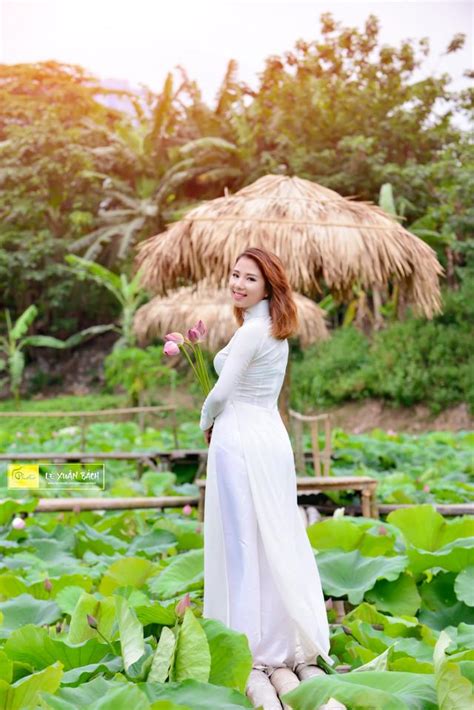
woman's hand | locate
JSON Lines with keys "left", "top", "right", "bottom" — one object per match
{"left": 204, "top": 425, "right": 213, "bottom": 445}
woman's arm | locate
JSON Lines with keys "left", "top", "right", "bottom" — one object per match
{"left": 199, "top": 320, "right": 266, "bottom": 431}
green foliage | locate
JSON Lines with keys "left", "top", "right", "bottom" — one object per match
{"left": 64, "top": 256, "right": 148, "bottom": 349}
{"left": 103, "top": 347, "right": 173, "bottom": 406}
{"left": 0, "top": 306, "right": 114, "bottom": 401}
{"left": 293, "top": 270, "right": 474, "bottom": 413}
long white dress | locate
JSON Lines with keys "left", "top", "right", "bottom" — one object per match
{"left": 199, "top": 296, "right": 332, "bottom": 673}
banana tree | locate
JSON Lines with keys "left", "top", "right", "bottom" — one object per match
{"left": 65, "top": 255, "right": 148, "bottom": 350}
{"left": 0, "top": 306, "right": 114, "bottom": 401}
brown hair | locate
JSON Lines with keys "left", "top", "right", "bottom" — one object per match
{"left": 232, "top": 247, "right": 299, "bottom": 339}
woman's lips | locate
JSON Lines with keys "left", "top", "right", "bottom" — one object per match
{"left": 232, "top": 292, "right": 246, "bottom": 300}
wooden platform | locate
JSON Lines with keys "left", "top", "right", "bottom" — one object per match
{"left": 195, "top": 475, "right": 379, "bottom": 520}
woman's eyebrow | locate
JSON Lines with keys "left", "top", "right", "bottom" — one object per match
{"left": 233, "top": 270, "right": 258, "bottom": 276}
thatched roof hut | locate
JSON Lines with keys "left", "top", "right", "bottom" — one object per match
{"left": 134, "top": 175, "right": 443, "bottom": 318}
{"left": 133, "top": 283, "right": 329, "bottom": 351}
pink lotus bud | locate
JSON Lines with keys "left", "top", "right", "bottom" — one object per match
{"left": 182, "top": 504, "right": 192, "bottom": 515}
{"left": 195, "top": 320, "right": 207, "bottom": 337}
{"left": 164, "top": 332, "right": 185, "bottom": 344}
{"left": 175, "top": 593, "right": 191, "bottom": 617}
{"left": 44, "top": 578, "right": 53, "bottom": 592}
{"left": 87, "top": 614, "right": 98, "bottom": 629}
{"left": 187, "top": 327, "right": 201, "bottom": 343}
{"left": 378, "top": 525, "right": 388, "bottom": 536}
{"left": 164, "top": 341, "right": 180, "bottom": 356}
{"left": 12, "top": 516, "right": 25, "bottom": 530}
{"left": 423, "top": 484, "right": 430, "bottom": 493}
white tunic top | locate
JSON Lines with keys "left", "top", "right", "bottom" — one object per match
{"left": 199, "top": 297, "right": 289, "bottom": 431}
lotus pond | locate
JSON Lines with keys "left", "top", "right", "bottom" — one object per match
{"left": 1, "top": 419, "right": 473, "bottom": 707}
{"left": 1, "top": 422, "right": 472, "bottom": 505}
{"left": 0, "top": 498, "right": 473, "bottom": 708}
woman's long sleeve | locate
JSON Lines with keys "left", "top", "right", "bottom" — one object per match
{"left": 199, "top": 320, "right": 266, "bottom": 431}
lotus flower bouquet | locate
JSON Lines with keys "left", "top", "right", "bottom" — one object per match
{"left": 163, "top": 320, "right": 212, "bottom": 396}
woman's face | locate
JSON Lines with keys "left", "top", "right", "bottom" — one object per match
{"left": 229, "top": 256, "right": 268, "bottom": 310}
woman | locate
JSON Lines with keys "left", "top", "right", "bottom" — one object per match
{"left": 199, "top": 246, "right": 332, "bottom": 676}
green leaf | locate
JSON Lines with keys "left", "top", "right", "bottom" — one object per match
{"left": 316, "top": 549, "right": 407, "bottom": 604}
{"left": 387, "top": 506, "right": 474, "bottom": 551}
{"left": 434, "top": 630, "right": 474, "bottom": 710}
{"left": 281, "top": 670, "right": 437, "bottom": 710}
{"left": 0, "top": 593, "right": 60, "bottom": 639}
{"left": 0, "top": 661, "right": 63, "bottom": 710}
{"left": 99, "top": 557, "right": 156, "bottom": 595}
{"left": 9, "top": 305, "right": 38, "bottom": 340}
{"left": 149, "top": 550, "right": 203, "bottom": 600}
{"left": 115, "top": 595, "right": 145, "bottom": 672}
{"left": 174, "top": 608, "right": 211, "bottom": 683}
{"left": 407, "top": 537, "right": 474, "bottom": 574}
{"left": 365, "top": 573, "right": 421, "bottom": 616}
{"left": 68, "top": 592, "right": 117, "bottom": 644}
{"left": 4, "top": 624, "right": 113, "bottom": 671}
{"left": 307, "top": 519, "right": 364, "bottom": 551}
{"left": 148, "top": 626, "right": 176, "bottom": 683}
{"left": 455, "top": 567, "right": 474, "bottom": 607}
{"left": 202, "top": 618, "right": 253, "bottom": 693}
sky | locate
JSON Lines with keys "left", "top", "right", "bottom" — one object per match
{"left": 1, "top": 0, "right": 472, "bottom": 109}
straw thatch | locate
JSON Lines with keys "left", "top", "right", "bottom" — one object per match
{"left": 134, "top": 175, "right": 443, "bottom": 317}
{"left": 133, "top": 282, "right": 329, "bottom": 351}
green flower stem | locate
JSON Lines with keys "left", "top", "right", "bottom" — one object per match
{"left": 194, "top": 343, "right": 212, "bottom": 394}
{"left": 95, "top": 628, "right": 117, "bottom": 656}
{"left": 181, "top": 342, "right": 209, "bottom": 397}
{"left": 179, "top": 343, "right": 200, "bottom": 382}
{"left": 185, "top": 342, "right": 207, "bottom": 396}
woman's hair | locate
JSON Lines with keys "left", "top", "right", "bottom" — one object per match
{"left": 232, "top": 247, "right": 299, "bottom": 339}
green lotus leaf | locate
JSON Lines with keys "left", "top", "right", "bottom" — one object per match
{"left": 307, "top": 519, "right": 364, "bottom": 551}
{"left": 0, "top": 648, "right": 13, "bottom": 684}
{"left": 128, "top": 529, "right": 178, "bottom": 558}
{"left": 75, "top": 523, "right": 129, "bottom": 557}
{"left": 148, "top": 626, "right": 176, "bottom": 684}
{"left": 387, "top": 506, "right": 474, "bottom": 551}
{"left": 41, "top": 679, "right": 152, "bottom": 709}
{"left": 68, "top": 592, "right": 117, "bottom": 644}
{"left": 419, "top": 572, "right": 474, "bottom": 630}
{"left": 343, "top": 604, "right": 420, "bottom": 637}
{"left": 38, "top": 677, "right": 138, "bottom": 709}
{"left": 407, "top": 537, "right": 474, "bottom": 575}
{"left": 0, "top": 498, "right": 37, "bottom": 525}
{"left": 141, "top": 471, "right": 177, "bottom": 496}
{"left": 139, "top": 677, "right": 254, "bottom": 708}
{"left": 99, "top": 557, "right": 157, "bottom": 595}
{"left": 202, "top": 618, "right": 253, "bottom": 692}
{"left": 316, "top": 549, "right": 407, "bottom": 604}
{"left": 29, "top": 573, "right": 94, "bottom": 600}
{"left": 434, "top": 630, "right": 474, "bottom": 710}
{"left": 454, "top": 567, "right": 474, "bottom": 607}
{"left": 0, "top": 593, "right": 60, "bottom": 639}
{"left": 281, "top": 670, "right": 437, "bottom": 710}
{"left": 0, "top": 661, "right": 63, "bottom": 709}
{"left": 149, "top": 549, "right": 204, "bottom": 600}
{"left": 60, "top": 657, "right": 124, "bottom": 686}
{"left": 365, "top": 573, "right": 421, "bottom": 616}
{"left": 135, "top": 601, "right": 177, "bottom": 627}
{"left": 173, "top": 607, "right": 211, "bottom": 683}
{"left": 115, "top": 595, "right": 145, "bottom": 672}
{"left": 152, "top": 518, "right": 203, "bottom": 551}
{"left": 4, "top": 624, "right": 114, "bottom": 670}
{"left": 0, "top": 573, "right": 28, "bottom": 598}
